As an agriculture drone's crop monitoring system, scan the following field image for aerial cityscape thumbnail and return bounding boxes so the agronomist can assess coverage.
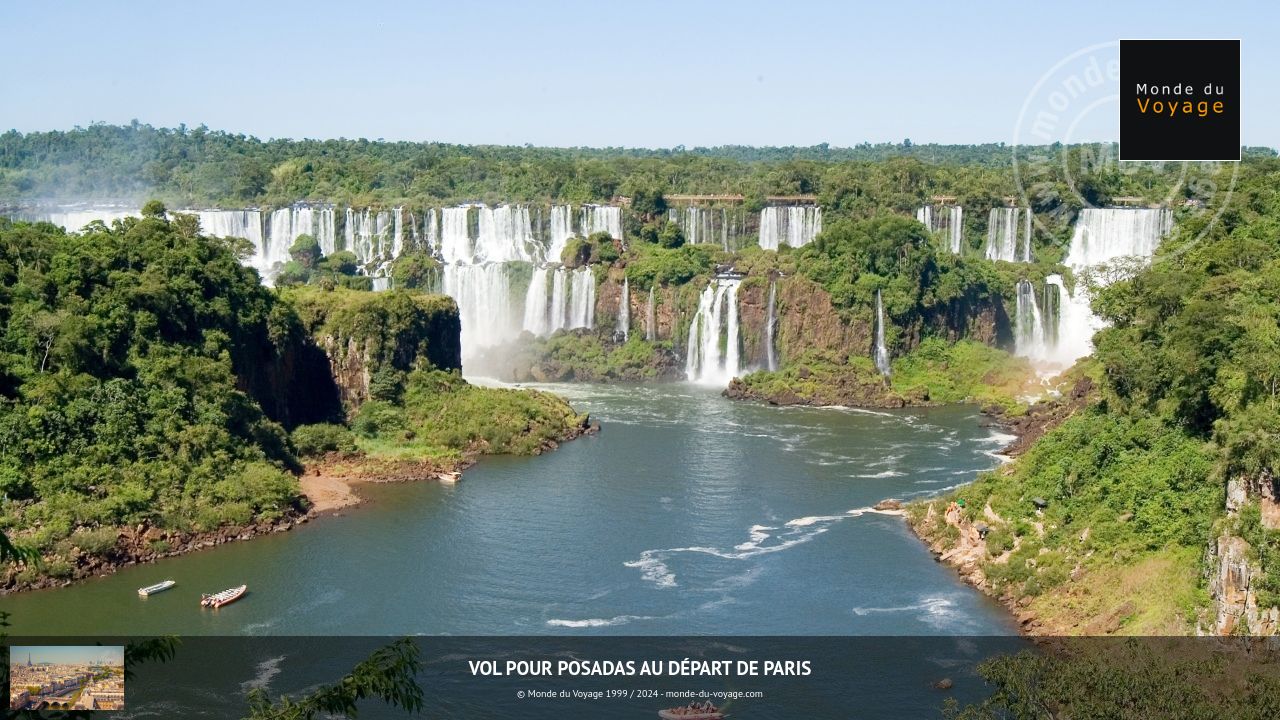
[8,646,125,711]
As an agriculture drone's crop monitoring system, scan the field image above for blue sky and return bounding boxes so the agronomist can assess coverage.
[12,646,124,665]
[1,0,1273,147]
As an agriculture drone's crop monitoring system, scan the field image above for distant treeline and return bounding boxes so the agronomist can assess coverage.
[3,122,1271,213]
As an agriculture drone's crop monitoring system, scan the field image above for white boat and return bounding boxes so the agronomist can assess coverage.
[138,580,176,597]
[658,705,724,720]
[201,584,247,608]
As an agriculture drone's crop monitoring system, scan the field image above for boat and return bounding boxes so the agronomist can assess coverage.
[658,704,723,720]
[200,584,247,608]
[137,580,176,597]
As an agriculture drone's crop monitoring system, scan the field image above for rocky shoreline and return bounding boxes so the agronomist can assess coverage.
[896,375,1096,635]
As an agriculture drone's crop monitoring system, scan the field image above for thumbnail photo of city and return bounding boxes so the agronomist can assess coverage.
[8,646,125,711]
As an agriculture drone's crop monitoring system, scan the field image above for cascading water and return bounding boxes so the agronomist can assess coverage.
[1014,280,1049,361]
[269,205,337,258]
[1021,208,1033,262]
[344,207,402,273]
[476,205,540,263]
[547,205,574,262]
[444,263,523,353]
[522,266,552,337]
[684,278,742,386]
[873,290,891,377]
[580,204,623,241]
[668,206,743,251]
[194,209,264,248]
[759,206,822,250]
[616,278,630,341]
[1043,274,1095,366]
[1038,208,1173,367]
[645,286,656,341]
[984,207,1027,262]
[1065,208,1172,267]
[193,209,282,279]
[435,204,613,365]
[521,266,597,337]
[439,206,475,264]
[423,208,440,256]
[916,205,964,253]
[20,207,139,231]
[915,206,931,231]
[765,281,779,372]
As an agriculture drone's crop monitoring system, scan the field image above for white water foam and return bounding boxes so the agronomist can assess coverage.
[851,596,960,630]
[627,506,898,589]
[239,654,287,694]
[546,615,654,628]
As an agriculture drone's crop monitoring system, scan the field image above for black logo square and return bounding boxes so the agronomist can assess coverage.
[1120,39,1240,161]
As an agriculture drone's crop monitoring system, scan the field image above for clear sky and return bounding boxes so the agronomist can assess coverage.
[11,646,124,666]
[1,0,1274,148]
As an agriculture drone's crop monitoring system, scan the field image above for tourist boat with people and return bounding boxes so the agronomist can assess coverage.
[137,580,176,597]
[658,702,724,719]
[201,584,247,608]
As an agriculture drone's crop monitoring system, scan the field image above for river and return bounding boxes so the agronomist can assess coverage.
[5,383,1017,637]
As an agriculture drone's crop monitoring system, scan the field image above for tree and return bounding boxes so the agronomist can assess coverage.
[288,234,322,271]
[657,221,685,249]
[629,186,667,220]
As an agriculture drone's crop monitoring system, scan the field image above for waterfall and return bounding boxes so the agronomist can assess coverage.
[758,206,822,250]
[194,209,263,247]
[1022,208,1034,262]
[193,209,275,276]
[984,207,1026,262]
[522,267,551,337]
[915,206,931,230]
[667,206,745,250]
[1045,207,1174,366]
[547,205,574,262]
[424,208,440,256]
[268,205,336,259]
[765,281,779,372]
[344,207,401,271]
[475,205,539,263]
[1014,280,1049,361]
[645,286,656,341]
[917,205,964,254]
[391,207,405,260]
[874,290,891,376]
[443,263,523,354]
[1065,208,1172,267]
[568,267,596,329]
[684,278,742,386]
[580,204,623,241]
[616,278,630,341]
[439,206,474,264]
[521,266,597,337]
[1044,274,1097,367]
[22,207,139,230]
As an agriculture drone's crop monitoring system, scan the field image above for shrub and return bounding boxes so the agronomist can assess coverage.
[292,423,359,458]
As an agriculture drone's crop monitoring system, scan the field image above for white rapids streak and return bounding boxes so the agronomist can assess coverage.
[627,506,902,589]
[545,615,655,628]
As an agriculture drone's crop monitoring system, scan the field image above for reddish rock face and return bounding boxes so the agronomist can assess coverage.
[594,268,1007,372]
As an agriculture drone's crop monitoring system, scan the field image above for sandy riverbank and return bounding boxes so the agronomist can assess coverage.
[299,456,467,513]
